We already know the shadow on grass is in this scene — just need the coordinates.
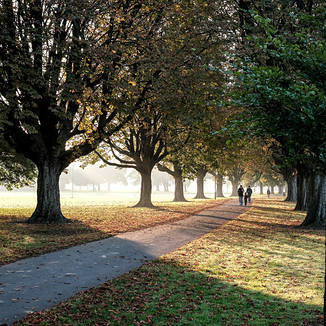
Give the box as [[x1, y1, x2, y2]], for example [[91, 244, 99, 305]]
[[0, 217, 111, 266], [17, 259, 323, 326]]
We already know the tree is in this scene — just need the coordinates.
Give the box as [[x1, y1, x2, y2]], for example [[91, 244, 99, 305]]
[[0, 0, 200, 222], [95, 111, 171, 207], [92, 0, 226, 207]]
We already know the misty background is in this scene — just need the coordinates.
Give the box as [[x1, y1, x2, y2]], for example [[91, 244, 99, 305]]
[[0, 162, 272, 209]]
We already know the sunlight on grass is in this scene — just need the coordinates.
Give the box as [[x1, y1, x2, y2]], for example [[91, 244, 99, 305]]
[[168, 198, 324, 307]]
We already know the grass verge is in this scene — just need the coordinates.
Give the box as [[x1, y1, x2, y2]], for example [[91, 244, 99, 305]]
[[14, 197, 325, 326]]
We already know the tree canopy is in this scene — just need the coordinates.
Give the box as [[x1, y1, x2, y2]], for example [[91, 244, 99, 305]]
[[228, 1, 326, 225]]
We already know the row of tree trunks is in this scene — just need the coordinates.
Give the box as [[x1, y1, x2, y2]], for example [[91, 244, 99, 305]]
[[283, 167, 325, 226], [30, 159, 325, 227]]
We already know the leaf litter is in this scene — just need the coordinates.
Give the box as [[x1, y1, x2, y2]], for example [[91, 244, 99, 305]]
[[12, 197, 325, 326]]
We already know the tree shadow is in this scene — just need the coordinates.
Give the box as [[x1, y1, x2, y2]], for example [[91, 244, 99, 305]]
[[16, 258, 323, 325]]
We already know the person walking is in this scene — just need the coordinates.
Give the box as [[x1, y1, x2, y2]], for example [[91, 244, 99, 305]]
[[246, 186, 253, 203], [267, 188, 271, 198], [238, 185, 244, 206], [244, 191, 248, 206]]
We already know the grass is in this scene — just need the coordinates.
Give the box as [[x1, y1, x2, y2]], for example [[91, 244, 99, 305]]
[[9, 196, 325, 326], [0, 191, 227, 265]]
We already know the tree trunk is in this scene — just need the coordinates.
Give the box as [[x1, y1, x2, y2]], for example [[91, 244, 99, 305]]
[[157, 162, 186, 202], [194, 168, 208, 199], [28, 161, 69, 224], [163, 180, 169, 192], [301, 173, 326, 226], [270, 185, 275, 194], [286, 173, 297, 202], [228, 169, 245, 196], [295, 171, 308, 211], [230, 180, 238, 196], [174, 175, 187, 202], [135, 169, 154, 207], [216, 173, 224, 197], [259, 181, 263, 194]]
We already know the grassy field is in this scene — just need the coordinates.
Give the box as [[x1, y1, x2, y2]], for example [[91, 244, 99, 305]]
[[0, 189, 216, 208], [1, 193, 324, 325], [0, 191, 226, 265]]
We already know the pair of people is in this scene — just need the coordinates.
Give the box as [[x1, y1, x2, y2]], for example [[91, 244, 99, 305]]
[[238, 185, 252, 206]]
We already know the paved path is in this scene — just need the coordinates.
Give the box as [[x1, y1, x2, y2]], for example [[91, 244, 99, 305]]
[[0, 198, 249, 325]]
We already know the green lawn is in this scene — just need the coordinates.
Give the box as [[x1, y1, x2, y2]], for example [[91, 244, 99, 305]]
[[8, 196, 324, 326]]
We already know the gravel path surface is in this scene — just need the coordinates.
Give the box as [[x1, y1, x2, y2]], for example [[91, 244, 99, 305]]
[[0, 198, 249, 325]]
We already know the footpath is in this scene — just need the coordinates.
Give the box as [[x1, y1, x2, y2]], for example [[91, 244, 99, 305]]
[[0, 198, 250, 325]]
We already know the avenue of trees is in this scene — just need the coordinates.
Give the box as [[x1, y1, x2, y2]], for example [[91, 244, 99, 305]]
[[231, 0, 326, 225], [0, 0, 325, 227]]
